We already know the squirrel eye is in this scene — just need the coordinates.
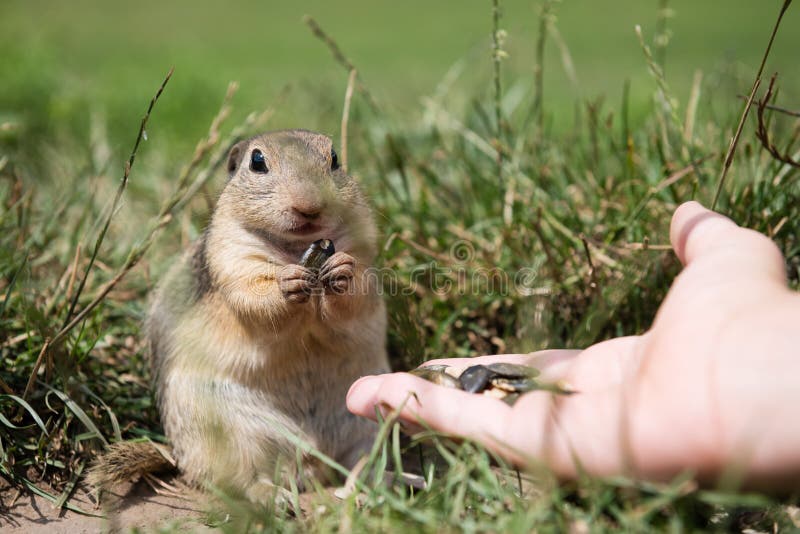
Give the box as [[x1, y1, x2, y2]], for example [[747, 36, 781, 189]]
[[330, 148, 340, 171], [250, 149, 268, 173]]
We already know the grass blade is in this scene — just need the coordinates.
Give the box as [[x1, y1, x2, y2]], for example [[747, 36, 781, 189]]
[[44, 385, 108, 447], [0, 394, 49, 435]]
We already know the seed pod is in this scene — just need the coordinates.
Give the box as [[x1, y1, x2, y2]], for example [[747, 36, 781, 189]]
[[408, 360, 571, 405], [482, 387, 508, 400], [408, 368, 460, 389], [300, 239, 335, 271], [535, 381, 576, 395], [458, 365, 493, 394], [490, 377, 540, 393], [484, 362, 540, 379], [420, 364, 450, 373]]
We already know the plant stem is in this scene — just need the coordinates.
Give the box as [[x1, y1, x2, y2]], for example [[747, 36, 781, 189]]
[[711, 0, 793, 210]]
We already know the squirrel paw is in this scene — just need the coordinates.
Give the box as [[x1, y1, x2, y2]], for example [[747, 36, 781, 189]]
[[320, 252, 356, 294], [278, 264, 318, 303]]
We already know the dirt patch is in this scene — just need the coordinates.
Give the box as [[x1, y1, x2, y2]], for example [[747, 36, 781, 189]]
[[0, 479, 212, 533], [0, 477, 343, 532]]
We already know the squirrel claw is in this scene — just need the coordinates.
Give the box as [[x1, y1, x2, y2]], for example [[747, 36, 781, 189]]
[[320, 253, 356, 294], [278, 264, 318, 303]]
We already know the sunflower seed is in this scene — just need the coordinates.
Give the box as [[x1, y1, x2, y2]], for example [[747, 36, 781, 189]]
[[300, 239, 335, 271]]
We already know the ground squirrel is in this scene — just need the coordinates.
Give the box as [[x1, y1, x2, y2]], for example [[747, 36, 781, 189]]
[[91, 130, 389, 504]]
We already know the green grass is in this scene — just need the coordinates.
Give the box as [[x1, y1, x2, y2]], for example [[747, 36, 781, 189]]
[[2, 0, 800, 531]]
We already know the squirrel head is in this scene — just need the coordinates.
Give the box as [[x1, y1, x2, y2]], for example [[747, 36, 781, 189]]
[[213, 129, 377, 261]]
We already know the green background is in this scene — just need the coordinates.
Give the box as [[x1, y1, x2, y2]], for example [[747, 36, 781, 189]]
[[2, 1, 799, 152]]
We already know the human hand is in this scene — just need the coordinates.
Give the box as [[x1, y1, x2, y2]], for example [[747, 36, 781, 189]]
[[347, 201, 800, 489]]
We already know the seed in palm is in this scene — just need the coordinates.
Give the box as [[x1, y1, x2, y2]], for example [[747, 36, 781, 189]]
[[408, 362, 570, 406]]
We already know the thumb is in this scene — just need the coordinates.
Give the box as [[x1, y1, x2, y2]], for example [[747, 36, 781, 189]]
[[669, 201, 787, 285]]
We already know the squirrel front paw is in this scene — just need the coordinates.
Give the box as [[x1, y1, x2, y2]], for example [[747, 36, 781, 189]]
[[278, 264, 319, 303], [320, 252, 356, 294]]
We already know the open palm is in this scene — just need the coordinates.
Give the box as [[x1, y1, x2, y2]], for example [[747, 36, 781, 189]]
[[347, 202, 800, 489]]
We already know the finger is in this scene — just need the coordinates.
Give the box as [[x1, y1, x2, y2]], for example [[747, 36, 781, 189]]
[[347, 373, 515, 440], [669, 201, 786, 283], [280, 279, 310, 293], [321, 267, 353, 284], [320, 253, 354, 275], [279, 264, 310, 277], [327, 278, 350, 294], [420, 350, 581, 382]]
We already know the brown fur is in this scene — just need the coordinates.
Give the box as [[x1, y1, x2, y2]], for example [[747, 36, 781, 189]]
[[145, 130, 389, 503]]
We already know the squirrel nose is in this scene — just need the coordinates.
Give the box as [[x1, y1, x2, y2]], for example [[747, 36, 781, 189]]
[[292, 206, 322, 220]]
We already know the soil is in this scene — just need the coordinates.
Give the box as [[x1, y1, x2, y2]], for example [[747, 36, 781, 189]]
[[1, 477, 333, 532], [0, 478, 212, 533]]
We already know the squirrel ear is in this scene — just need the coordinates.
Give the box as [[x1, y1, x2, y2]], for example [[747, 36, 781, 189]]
[[226, 141, 245, 178]]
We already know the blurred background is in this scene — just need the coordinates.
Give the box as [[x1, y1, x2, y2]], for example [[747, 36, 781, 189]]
[[2, 0, 799, 155]]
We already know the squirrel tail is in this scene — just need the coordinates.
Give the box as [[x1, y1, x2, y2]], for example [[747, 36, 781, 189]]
[[86, 440, 177, 492]]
